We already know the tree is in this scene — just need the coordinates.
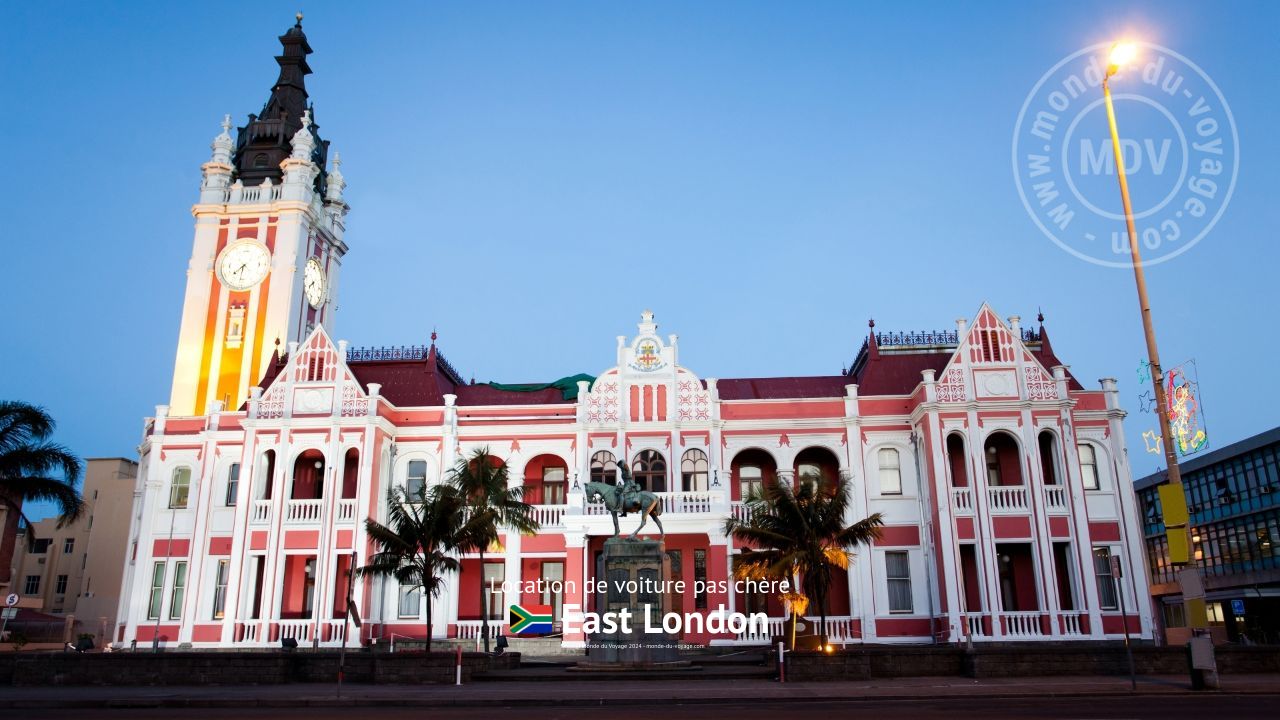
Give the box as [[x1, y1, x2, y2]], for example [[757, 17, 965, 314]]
[[356, 484, 483, 653], [0, 401, 84, 528], [723, 471, 883, 646], [448, 448, 539, 653]]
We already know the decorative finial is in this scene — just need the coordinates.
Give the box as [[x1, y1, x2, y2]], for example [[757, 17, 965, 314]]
[[296, 12, 304, 26], [332, 151, 341, 171], [221, 114, 232, 133], [868, 318, 875, 329], [1037, 307, 1045, 324], [301, 107, 312, 129], [431, 328, 438, 344]]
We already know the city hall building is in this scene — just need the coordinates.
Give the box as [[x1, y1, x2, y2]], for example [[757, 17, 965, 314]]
[[115, 19, 1153, 649]]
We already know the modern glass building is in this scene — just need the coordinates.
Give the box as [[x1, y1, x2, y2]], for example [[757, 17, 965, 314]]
[[1136, 426, 1280, 644]]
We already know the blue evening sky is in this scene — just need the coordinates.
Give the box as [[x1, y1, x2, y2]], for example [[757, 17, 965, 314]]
[[3, 1, 1277, 520]]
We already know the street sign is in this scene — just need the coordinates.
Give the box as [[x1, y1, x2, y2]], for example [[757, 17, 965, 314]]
[[5, 593, 18, 607], [1231, 599, 1245, 615], [1, 608, 16, 620]]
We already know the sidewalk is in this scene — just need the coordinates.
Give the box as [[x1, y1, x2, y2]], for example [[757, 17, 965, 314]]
[[2, 674, 1278, 709]]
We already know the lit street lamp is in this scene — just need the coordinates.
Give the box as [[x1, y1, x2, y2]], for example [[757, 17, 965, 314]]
[[1102, 41, 1218, 689]]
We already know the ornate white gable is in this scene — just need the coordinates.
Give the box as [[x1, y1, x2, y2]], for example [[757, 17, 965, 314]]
[[253, 325, 368, 419], [935, 304, 1061, 403]]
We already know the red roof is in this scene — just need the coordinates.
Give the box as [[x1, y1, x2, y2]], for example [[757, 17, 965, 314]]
[[716, 376, 850, 400]]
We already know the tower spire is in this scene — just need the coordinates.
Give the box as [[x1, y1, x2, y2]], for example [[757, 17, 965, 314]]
[[233, 15, 328, 191]]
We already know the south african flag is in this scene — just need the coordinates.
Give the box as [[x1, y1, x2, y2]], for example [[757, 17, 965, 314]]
[[508, 603, 554, 635]]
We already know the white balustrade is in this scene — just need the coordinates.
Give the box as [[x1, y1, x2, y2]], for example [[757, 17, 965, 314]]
[[250, 500, 272, 525], [1043, 485, 1068, 512], [455, 620, 506, 640], [1059, 612, 1085, 636], [336, 499, 358, 523], [277, 620, 313, 643], [731, 615, 855, 644], [532, 504, 566, 528], [1001, 611, 1043, 637], [730, 501, 750, 522], [284, 499, 324, 524], [660, 492, 715, 514], [321, 620, 348, 643], [585, 492, 717, 516], [965, 613, 988, 638], [950, 488, 974, 514], [239, 623, 260, 643], [987, 486, 1029, 513]]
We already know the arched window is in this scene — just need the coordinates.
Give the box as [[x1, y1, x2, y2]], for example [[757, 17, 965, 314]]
[[342, 448, 359, 499], [292, 450, 325, 500], [946, 434, 968, 488], [169, 467, 192, 509], [681, 449, 709, 491], [590, 451, 617, 485], [984, 433, 1022, 486], [632, 450, 667, 492], [1038, 432, 1059, 485], [253, 153, 268, 168], [1078, 444, 1100, 490], [878, 448, 902, 495]]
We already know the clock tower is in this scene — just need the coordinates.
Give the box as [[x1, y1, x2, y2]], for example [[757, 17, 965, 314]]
[[169, 16, 349, 417]]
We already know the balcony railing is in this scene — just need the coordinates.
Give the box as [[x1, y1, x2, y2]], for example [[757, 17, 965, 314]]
[[1043, 485, 1068, 512], [1001, 611, 1044, 637], [336, 499, 358, 523], [730, 501, 750, 522], [456, 620, 507, 640], [1059, 611, 1085, 636], [730, 615, 856, 645], [585, 492, 718, 516], [277, 619, 313, 643], [531, 504, 567, 528], [987, 486, 1028, 513], [951, 488, 974, 515], [284, 499, 324, 524], [965, 613, 988, 638], [250, 500, 272, 525]]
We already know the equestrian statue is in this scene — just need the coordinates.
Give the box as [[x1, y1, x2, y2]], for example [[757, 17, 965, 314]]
[[583, 460, 665, 539]]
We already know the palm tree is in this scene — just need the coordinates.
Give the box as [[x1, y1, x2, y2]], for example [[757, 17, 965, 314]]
[[448, 448, 539, 653], [356, 484, 483, 653], [0, 401, 84, 528], [723, 471, 883, 646]]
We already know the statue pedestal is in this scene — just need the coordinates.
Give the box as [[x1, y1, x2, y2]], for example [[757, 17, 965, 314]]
[[582, 537, 684, 667]]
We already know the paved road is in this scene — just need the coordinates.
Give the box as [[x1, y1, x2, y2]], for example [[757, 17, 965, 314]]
[[17, 695, 1280, 719]]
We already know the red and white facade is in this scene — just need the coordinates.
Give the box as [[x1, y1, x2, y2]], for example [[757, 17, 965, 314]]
[[116, 21, 1154, 650]]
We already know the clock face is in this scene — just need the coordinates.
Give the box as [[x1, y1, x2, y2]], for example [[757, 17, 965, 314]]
[[216, 241, 271, 291], [304, 257, 327, 309]]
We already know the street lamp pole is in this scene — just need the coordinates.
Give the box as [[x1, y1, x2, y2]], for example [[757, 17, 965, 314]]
[[1102, 43, 1217, 689]]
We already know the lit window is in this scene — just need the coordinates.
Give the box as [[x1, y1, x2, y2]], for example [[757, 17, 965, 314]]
[[169, 561, 187, 620], [406, 460, 427, 499], [1079, 445, 1099, 490], [886, 551, 913, 613], [169, 467, 192, 509], [681, 449, 709, 491], [148, 562, 166, 620], [879, 448, 902, 495]]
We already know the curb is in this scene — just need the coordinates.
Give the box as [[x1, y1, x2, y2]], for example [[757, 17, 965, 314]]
[[3, 688, 1278, 709]]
